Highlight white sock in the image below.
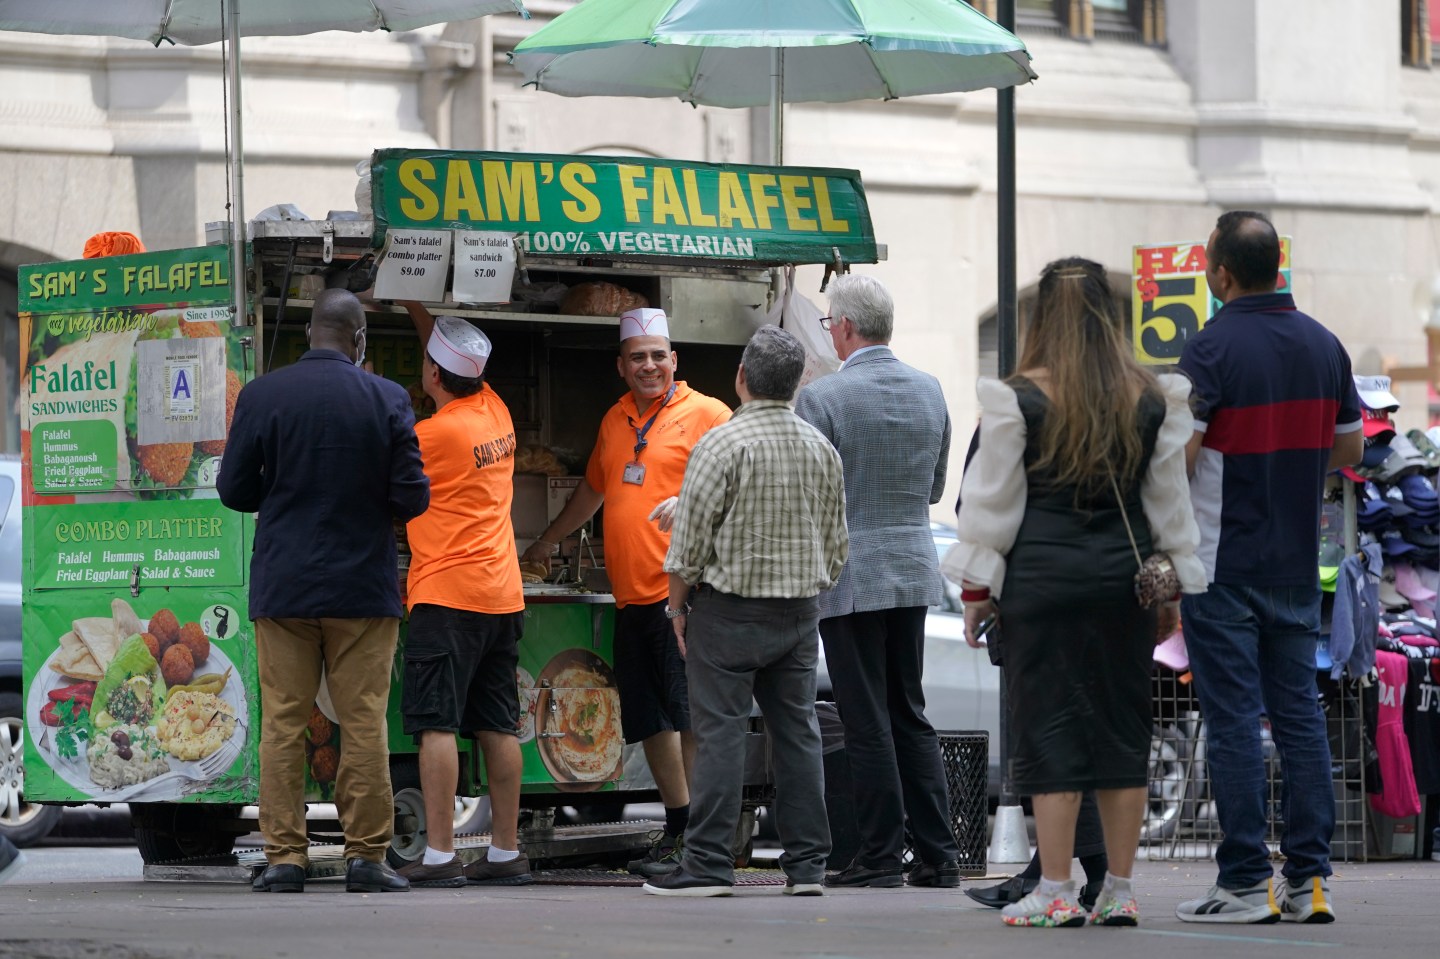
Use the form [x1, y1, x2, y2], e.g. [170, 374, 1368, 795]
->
[422, 846, 453, 865]
[1103, 872, 1133, 895]
[487, 846, 519, 863]
[1036, 877, 1074, 899]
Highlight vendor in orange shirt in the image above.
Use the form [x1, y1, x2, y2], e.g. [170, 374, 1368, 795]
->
[521, 307, 731, 875]
[396, 306, 531, 889]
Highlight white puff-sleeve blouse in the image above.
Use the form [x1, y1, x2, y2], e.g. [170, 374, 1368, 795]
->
[942, 373, 1206, 599]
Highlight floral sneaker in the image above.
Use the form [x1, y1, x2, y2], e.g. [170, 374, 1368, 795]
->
[1000, 884, 1088, 928]
[1088, 888, 1140, 926]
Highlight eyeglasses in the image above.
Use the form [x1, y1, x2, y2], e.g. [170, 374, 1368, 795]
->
[819, 316, 833, 331]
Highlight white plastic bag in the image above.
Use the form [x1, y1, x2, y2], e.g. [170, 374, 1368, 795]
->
[773, 265, 841, 387]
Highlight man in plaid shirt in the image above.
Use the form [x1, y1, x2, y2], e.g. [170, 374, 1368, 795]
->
[642, 325, 848, 898]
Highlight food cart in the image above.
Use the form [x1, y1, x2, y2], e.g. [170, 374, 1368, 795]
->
[18, 148, 879, 879]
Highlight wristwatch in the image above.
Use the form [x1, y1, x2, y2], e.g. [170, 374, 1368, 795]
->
[664, 604, 690, 619]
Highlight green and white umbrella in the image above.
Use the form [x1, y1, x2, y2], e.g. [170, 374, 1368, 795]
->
[0, 0, 530, 321]
[511, 0, 1034, 160]
[0, 0, 528, 45]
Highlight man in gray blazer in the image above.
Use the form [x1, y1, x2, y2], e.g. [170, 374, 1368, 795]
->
[795, 273, 961, 889]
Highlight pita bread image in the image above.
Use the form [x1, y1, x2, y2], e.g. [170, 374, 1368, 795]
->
[73, 616, 121, 674]
[111, 598, 144, 638]
[48, 630, 103, 682]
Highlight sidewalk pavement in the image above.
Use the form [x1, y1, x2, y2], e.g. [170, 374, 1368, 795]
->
[1, 857, 1436, 959]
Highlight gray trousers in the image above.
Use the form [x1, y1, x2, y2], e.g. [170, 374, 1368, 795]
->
[681, 587, 831, 886]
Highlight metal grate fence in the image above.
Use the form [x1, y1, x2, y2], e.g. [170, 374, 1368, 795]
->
[1140, 667, 1368, 862]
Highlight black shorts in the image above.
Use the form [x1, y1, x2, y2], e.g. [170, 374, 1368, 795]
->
[402, 604, 525, 741]
[613, 600, 689, 744]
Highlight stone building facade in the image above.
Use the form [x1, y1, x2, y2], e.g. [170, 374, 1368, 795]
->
[2, 0, 1437, 505]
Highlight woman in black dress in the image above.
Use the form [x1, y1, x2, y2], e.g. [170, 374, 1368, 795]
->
[946, 257, 1204, 927]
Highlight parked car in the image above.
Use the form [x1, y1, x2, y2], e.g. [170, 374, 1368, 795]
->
[814, 522, 1002, 798]
[0, 454, 65, 846]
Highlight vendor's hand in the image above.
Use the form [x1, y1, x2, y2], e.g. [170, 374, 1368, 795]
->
[1156, 602, 1180, 644]
[521, 539, 559, 568]
[648, 496, 679, 532]
[671, 614, 687, 658]
[963, 600, 996, 649]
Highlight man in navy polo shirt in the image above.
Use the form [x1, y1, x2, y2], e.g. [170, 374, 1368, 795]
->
[1175, 212, 1362, 925]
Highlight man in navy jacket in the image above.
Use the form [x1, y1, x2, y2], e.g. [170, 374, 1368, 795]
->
[219, 288, 429, 894]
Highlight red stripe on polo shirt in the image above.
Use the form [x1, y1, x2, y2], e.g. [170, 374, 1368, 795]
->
[1204, 399, 1341, 455]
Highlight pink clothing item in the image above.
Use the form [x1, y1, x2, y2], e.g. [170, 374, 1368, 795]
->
[1370, 650, 1422, 819]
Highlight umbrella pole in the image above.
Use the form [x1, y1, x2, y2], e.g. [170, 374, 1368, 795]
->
[770, 48, 784, 165]
[227, 0, 247, 328]
[987, 0, 1029, 868]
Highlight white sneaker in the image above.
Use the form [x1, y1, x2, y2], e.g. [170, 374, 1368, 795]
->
[1001, 883, 1088, 928]
[1175, 879, 1281, 924]
[1277, 876, 1336, 924]
[783, 880, 824, 897]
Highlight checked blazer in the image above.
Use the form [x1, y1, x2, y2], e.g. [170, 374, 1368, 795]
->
[795, 346, 951, 620]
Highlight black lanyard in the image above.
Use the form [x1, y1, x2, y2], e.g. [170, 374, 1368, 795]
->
[629, 384, 677, 461]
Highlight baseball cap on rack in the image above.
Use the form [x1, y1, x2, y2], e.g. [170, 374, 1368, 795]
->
[1382, 528, 1424, 558]
[1354, 374, 1401, 412]
[1395, 563, 1439, 606]
[1362, 408, 1397, 445]
[1378, 568, 1408, 609]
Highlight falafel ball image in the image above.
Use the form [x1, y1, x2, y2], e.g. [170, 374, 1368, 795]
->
[136, 441, 194, 487]
[139, 631, 160, 661]
[177, 621, 210, 664]
[198, 369, 242, 457]
[306, 707, 334, 747]
[309, 744, 340, 784]
[147, 608, 181, 652]
[160, 644, 195, 686]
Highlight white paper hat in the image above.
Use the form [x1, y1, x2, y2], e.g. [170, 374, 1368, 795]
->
[619, 307, 669, 342]
[428, 315, 491, 378]
[1354, 374, 1401, 412]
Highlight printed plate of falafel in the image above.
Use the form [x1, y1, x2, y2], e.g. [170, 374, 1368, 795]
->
[29, 597, 247, 799]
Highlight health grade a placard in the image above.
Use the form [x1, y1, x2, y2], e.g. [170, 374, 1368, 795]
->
[1131, 237, 1292, 364]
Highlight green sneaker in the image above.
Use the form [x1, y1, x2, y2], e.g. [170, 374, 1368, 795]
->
[627, 831, 683, 877]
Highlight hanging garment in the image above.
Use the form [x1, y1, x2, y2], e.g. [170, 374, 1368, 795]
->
[1369, 650, 1422, 819]
[1330, 543, 1383, 680]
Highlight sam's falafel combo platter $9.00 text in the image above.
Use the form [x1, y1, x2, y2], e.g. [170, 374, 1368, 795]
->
[19, 246, 261, 804]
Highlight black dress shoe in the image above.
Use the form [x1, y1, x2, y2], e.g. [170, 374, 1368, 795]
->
[964, 875, 1036, 908]
[346, 857, 411, 893]
[906, 859, 962, 888]
[252, 863, 305, 893]
[824, 862, 904, 888]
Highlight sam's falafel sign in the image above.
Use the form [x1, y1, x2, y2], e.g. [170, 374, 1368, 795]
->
[371, 149, 878, 265]
[20, 246, 259, 804]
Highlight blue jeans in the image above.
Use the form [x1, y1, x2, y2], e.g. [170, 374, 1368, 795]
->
[1181, 583, 1334, 889]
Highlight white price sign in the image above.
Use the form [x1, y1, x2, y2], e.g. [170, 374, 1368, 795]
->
[452, 232, 517, 304]
[374, 229, 451, 301]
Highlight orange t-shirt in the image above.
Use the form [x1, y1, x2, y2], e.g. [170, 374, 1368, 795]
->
[407, 386, 524, 614]
[585, 381, 732, 607]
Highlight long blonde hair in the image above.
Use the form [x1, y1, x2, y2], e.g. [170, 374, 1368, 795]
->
[1012, 257, 1159, 495]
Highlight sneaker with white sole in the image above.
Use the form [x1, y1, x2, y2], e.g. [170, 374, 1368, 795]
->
[642, 867, 733, 897]
[1001, 884, 1088, 928]
[1088, 888, 1140, 927]
[783, 879, 824, 897]
[1176, 879, 1281, 924]
[1278, 876, 1336, 924]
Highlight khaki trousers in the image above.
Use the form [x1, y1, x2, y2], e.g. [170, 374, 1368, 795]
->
[256, 617, 398, 866]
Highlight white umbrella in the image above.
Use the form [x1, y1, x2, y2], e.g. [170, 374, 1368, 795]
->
[0, 0, 530, 321]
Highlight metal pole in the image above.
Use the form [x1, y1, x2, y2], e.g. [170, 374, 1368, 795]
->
[987, 0, 1029, 867]
[770, 47, 784, 165]
[227, 0, 247, 327]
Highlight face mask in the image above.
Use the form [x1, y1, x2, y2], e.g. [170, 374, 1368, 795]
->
[353, 328, 366, 368]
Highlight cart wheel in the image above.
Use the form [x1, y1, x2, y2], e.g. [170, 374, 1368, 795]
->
[130, 803, 239, 864]
[388, 787, 428, 867]
[0, 690, 63, 847]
